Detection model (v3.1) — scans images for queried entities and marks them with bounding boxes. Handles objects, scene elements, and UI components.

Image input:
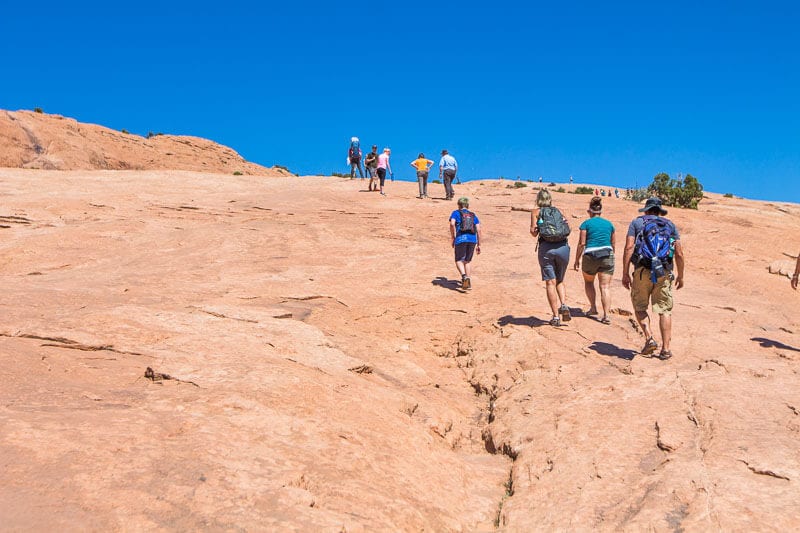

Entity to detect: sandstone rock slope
[0,170,798,530]
[0,109,289,176]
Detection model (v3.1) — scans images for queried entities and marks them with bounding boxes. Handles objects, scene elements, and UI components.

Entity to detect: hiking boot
[657,349,673,360]
[641,337,658,355]
[549,316,561,327]
[462,277,471,290]
[559,304,571,322]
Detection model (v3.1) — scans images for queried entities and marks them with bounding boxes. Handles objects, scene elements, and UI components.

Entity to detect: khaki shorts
[582,251,615,276]
[630,266,673,315]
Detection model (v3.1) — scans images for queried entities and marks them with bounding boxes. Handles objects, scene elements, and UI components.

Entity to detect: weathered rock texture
[0,170,798,531]
[0,110,289,176]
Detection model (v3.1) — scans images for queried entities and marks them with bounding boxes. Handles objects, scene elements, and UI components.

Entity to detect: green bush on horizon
[723,192,734,198]
[432,179,441,184]
[647,172,704,209]
[34,107,43,114]
[233,171,243,176]
[573,186,594,194]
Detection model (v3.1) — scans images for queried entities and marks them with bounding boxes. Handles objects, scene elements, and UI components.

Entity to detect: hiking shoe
[641,337,658,355]
[559,305,572,322]
[462,277,471,290]
[600,316,611,325]
[549,316,561,327]
[657,349,673,360]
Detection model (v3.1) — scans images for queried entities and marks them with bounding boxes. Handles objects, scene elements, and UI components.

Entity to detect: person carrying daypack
[348,137,363,179]
[622,197,685,360]
[365,145,379,190]
[530,189,572,326]
[449,197,482,290]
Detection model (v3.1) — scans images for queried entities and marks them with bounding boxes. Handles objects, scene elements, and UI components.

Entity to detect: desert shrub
[432,179,441,184]
[723,192,734,198]
[629,187,650,202]
[647,173,704,209]
[573,186,594,194]
[556,187,566,193]
[233,171,243,176]
[549,182,557,187]
[331,172,349,178]
[513,181,527,188]
[121,128,129,134]
[34,107,43,113]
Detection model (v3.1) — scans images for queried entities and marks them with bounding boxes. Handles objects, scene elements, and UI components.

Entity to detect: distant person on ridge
[348,137,363,179]
[792,251,800,290]
[439,149,458,200]
[531,189,572,326]
[449,197,481,290]
[410,153,434,199]
[364,145,378,189]
[574,196,615,324]
[376,147,393,196]
[622,197,685,360]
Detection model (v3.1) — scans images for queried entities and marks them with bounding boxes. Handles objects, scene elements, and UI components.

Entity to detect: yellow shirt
[413,158,433,171]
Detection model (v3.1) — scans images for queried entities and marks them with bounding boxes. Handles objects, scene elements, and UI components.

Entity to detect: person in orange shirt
[410,153,434,199]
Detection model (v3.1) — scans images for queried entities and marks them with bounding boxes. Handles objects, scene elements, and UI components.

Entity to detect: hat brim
[638,206,668,215]
[588,208,602,214]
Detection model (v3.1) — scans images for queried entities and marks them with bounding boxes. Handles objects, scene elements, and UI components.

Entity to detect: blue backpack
[633,215,674,281]
[349,142,361,162]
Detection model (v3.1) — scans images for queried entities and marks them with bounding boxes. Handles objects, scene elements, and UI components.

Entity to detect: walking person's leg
[630,268,658,354]
[598,271,613,321]
[417,171,425,198]
[378,168,386,195]
[422,173,428,197]
[582,272,598,315]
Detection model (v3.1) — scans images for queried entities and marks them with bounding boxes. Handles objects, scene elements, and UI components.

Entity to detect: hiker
[376,147,393,196]
[792,251,800,290]
[595,188,600,196]
[614,188,620,198]
[410,153,434,198]
[622,197,685,360]
[449,197,481,290]
[573,196,615,324]
[439,149,458,200]
[569,176,574,184]
[365,145,379,190]
[348,137,363,179]
[530,189,572,326]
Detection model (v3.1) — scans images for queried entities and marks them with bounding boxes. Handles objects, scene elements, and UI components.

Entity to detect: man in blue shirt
[449,197,481,290]
[439,149,458,200]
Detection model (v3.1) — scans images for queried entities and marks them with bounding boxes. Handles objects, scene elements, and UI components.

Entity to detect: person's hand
[476,245,481,255]
[675,275,684,289]
[573,262,580,271]
[622,273,631,290]
[451,238,455,248]
[792,274,799,290]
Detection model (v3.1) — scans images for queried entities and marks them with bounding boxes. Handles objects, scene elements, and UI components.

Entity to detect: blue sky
[2,0,798,203]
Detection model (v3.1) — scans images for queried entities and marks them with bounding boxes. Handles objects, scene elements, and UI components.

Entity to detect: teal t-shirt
[579,216,614,249]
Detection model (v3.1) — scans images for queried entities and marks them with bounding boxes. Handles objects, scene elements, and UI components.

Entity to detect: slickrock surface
[1,170,798,531]
[0,110,289,176]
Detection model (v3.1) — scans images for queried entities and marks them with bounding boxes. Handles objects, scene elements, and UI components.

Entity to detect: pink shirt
[377,153,390,169]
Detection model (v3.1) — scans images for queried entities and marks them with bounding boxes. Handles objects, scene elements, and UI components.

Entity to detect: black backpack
[459,209,476,234]
[349,146,361,162]
[537,206,570,242]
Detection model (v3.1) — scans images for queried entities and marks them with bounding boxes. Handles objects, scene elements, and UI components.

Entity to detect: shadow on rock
[751,337,800,352]
[497,314,550,328]
[432,276,464,292]
[587,341,637,360]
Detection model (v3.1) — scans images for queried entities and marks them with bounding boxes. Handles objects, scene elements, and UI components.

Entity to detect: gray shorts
[538,240,570,282]
[582,251,615,275]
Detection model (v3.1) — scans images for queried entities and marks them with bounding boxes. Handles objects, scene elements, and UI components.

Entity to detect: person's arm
[673,240,685,289]
[574,229,587,270]
[410,160,417,169]
[476,223,482,254]
[449,218,457,247]
[792,252,800,290]
[439,159,444,178]
[530,210,539,238]
[621,235,636,289]
[454,160,458,176]
[427,159,434,170]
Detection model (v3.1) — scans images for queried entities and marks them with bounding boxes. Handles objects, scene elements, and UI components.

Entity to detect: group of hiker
[452,192,684,360]
[347,138,459,200]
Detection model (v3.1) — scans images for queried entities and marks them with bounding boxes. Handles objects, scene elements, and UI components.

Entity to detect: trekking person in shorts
[411,153,434,198]
[348,138,363,179]
[574,196,615,324]
[450,197,481,290]
[439,149,458,200]
[365,145,379,190]
[376,147,393,196]
[622,197,685,360]
[792,251,800,290]
[531,189,572,326]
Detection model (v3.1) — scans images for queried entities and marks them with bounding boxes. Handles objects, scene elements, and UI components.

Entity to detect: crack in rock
[739,460,790,481]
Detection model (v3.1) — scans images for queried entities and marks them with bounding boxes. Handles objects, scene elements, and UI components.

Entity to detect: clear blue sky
[2,0,798,203]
